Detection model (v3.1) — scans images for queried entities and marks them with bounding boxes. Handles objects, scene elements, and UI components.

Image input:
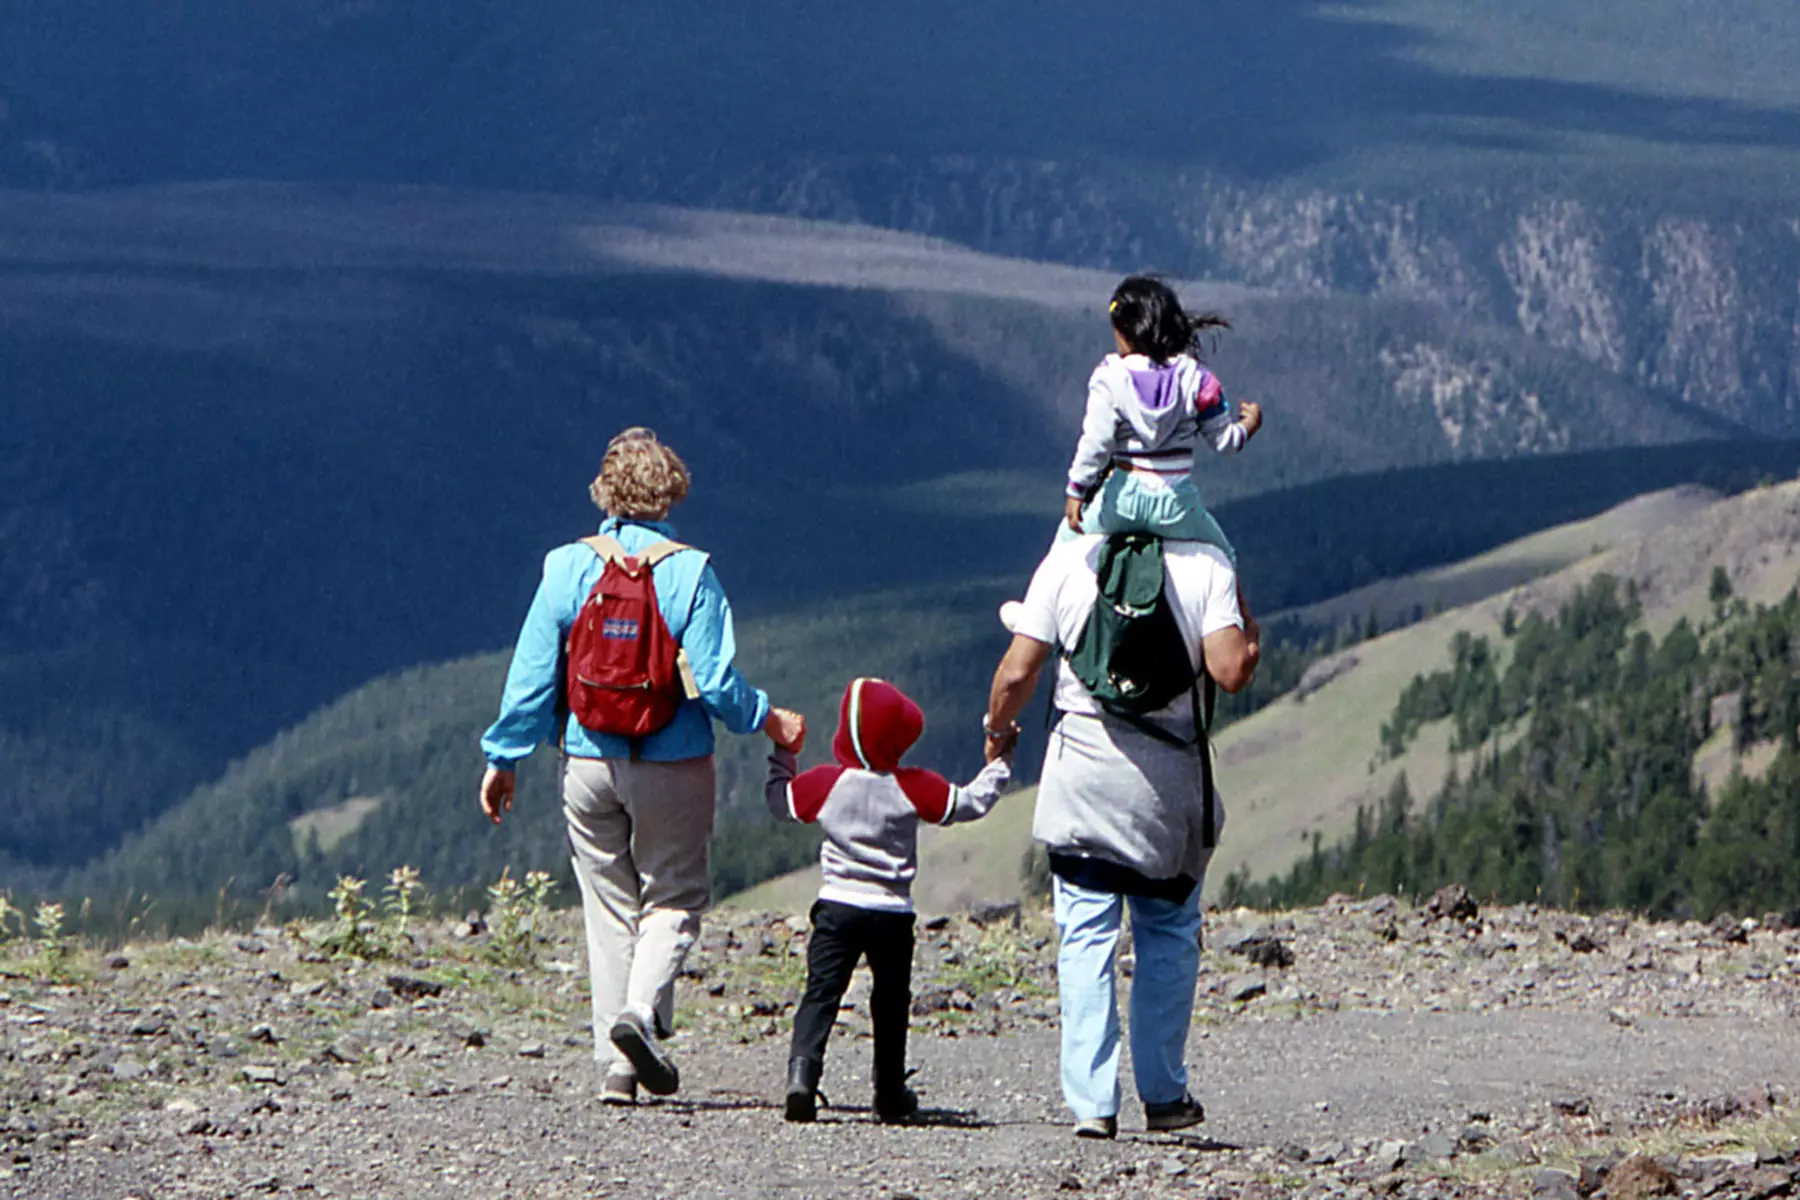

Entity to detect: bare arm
[985,634,1053,734]
[1203,611,1261,693]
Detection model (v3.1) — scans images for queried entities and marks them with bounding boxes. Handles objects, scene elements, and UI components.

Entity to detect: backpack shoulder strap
[578,534,629,564]
[577,536,698,567]
[634,540,695,567]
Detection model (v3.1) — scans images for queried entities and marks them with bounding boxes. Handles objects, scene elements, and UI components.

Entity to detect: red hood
[830,677,923,774]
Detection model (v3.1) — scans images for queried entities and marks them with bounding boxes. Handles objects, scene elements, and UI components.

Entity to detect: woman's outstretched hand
[765,707,808,754]
[1063,496,1085,533]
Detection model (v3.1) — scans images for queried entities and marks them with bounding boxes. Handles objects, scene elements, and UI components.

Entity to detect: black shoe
[1144,1092,1206,1132]
[874,1085,919,1124]
[608,1011,679,1096]
[785,1057,821,1124]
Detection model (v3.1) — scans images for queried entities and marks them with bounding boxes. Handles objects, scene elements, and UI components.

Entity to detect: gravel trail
[6,894,1800,1199]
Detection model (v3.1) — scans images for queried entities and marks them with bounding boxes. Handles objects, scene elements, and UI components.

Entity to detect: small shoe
[1073,1115,1118,1140]
[999,600,1025,634]
[1144,1092,1206,1133]
[608,1011,680,1096]
[874,1086,919,1125]
[598,1067,637,1106]
[785,1057,821,1124]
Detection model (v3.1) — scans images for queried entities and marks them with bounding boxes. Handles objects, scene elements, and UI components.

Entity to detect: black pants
[789,899,915,1097]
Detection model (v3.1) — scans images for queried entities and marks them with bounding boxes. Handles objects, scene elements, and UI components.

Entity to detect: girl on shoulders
[1061,275,1262,558]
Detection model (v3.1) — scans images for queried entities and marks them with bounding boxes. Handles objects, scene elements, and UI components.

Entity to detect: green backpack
[1065,532,1219,845]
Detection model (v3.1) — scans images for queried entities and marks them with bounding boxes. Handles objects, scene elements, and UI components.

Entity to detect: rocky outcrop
[677,160,1800,436]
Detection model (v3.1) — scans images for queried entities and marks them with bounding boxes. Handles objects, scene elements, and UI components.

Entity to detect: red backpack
[564,535,695,738]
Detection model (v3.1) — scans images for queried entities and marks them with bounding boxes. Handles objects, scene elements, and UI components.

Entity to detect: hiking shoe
[608,1011,679,1096]
[1144,1093,1206,1132]
[1073,1116,1118,1140]
[598,1067,637,1106]
[874,1086,919,1124]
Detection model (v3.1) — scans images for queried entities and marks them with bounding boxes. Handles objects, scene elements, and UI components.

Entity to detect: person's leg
[1108,475,1236,561]
[1077,470,1134,536]
[787,900,864,1120]
[605,755,714,1095]
[1125,888,1204,1110]
[617,756,715,1031]
[864,909,919,1120]
[562,757,639,1093]
[1052,875,1126,1125]
[787,900,861,1110]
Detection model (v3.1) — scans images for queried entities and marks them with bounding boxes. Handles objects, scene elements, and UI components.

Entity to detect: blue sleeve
[480,553,569,768]
[684,560,771,736]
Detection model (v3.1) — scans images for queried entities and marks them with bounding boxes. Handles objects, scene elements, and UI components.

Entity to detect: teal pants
[1057,472,1235,562]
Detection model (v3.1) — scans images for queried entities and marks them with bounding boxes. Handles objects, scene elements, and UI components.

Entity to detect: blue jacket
[481,517,770,767]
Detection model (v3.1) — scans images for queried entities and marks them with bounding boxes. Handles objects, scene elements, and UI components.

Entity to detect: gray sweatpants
[562,755,715,1074]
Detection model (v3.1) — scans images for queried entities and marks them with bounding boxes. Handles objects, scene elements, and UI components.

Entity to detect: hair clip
[1108,300,1119,313]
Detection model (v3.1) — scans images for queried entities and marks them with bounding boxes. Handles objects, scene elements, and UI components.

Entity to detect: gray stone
[1376,1140,1409,1170]
[109,1059,147,1081]
[1550,1093,1591,1117]
[102,955,129,971]
[247,1024,279,1045]
[128,1015,166,1037]
[1227,976,1267,1004]
[241,1064,286,1086]
[517,1042,546,1059]
[970,902,1021,928]
[1158,1158,1187,1178]
[1531,1168,1577,1196]
[1413,1132,1456,1162]
[234,938,268,955]
[1425,884,1479,923]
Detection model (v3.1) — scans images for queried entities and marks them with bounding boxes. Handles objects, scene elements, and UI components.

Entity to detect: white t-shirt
[1013,535,1244,719]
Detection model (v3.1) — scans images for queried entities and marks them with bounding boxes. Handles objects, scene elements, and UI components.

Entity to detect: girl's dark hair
[1108,275,1230,364]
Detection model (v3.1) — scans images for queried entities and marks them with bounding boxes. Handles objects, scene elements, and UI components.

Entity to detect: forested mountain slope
[1214,478,1800,900]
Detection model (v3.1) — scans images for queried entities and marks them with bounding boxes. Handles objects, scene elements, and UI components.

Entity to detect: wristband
[982,718,1015,740]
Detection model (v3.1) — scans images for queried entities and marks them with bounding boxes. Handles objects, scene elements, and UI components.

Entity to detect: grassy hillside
[1211,479,1800,897]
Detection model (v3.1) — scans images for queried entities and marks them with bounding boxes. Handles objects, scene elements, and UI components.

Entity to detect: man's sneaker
[1073,1115,1118,1140]
[608,1011,680,1096]
[1144,1093,1206,1132]
[999,600,1025,634]
[599,1067,637,1106]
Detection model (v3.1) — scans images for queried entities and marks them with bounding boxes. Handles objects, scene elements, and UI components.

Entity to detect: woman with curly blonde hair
[480,427,806,1105]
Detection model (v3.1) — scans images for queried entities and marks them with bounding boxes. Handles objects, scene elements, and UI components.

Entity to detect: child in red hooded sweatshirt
[765,677,1015,1123]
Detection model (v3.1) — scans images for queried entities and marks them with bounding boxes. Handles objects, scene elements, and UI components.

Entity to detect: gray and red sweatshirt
[764,677,1011,913]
